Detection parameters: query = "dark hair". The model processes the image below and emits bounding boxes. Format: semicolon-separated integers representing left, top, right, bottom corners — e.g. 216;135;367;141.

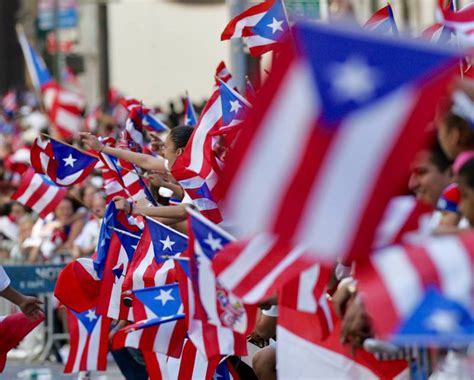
445;110;474;150
169;125;194;150
458;158;474;189
429;138;452;173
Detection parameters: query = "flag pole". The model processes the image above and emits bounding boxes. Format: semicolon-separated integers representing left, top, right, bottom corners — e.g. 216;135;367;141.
108;226;141;240
161;255;190;261
449;0;465;79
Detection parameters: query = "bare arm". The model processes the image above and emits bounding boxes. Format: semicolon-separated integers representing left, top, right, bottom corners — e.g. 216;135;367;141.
0;286;43;319
113;197;188;223
81;132;167;172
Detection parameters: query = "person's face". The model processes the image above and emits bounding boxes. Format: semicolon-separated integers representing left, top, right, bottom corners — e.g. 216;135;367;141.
55;199;73;223
19;220;33;241
163;135;183;168
83;186;97;208
458;177;474;226
437;120;460;160
91;196;106;218
408;151;452;207
150;133;165;157
10;203;26;222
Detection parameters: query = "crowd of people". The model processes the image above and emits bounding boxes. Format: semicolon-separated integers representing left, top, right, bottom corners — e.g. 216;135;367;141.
0;1;473;379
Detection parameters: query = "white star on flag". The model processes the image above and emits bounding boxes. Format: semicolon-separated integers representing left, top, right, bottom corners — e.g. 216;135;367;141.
160;235;176;251
229;100;242;114
425;309;460;333
203;232;223;252
328;55;381;103
267;17;284;34
85;309;97;322
63;154;77;167
154;289;175;306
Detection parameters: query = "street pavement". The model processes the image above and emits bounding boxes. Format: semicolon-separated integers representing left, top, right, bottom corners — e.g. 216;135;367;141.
2;360;124;379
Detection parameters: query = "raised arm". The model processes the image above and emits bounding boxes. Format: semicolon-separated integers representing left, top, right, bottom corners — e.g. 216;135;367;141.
114;197;188;223
81;132;168;172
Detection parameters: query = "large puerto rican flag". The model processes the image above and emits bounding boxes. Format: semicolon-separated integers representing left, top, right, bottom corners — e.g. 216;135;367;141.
217;21;462;268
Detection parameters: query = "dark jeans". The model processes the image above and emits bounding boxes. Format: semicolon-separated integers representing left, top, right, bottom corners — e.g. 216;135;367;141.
111;347;149;380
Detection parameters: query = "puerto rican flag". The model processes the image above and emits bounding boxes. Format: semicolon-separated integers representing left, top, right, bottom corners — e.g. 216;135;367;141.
1;90;17;115
421;1;454;44
171;90;224;224
122;217;188;320
221;0;290;56
113;284;187;358
277;305;408;379
214;61;233;85
11;168;67;219
184;92;198;127
421;22;454;44
218;22;462;267
211;198;432;310
357;232;474;339
216;78;251;134
55;258;102;314
17;28;85;139
187;209;257;335
120;97;169;148
64;308;110;374
30;137;98;186
279;264;334;342
437;0;474;47
94;202;142;320
166;339;220;380
176;252;247;359
364;4;399;36
99;152;148;203
373;195;433;249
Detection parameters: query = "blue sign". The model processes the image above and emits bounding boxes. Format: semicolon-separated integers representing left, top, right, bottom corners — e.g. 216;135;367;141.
37;0;78;31
3;264;65;294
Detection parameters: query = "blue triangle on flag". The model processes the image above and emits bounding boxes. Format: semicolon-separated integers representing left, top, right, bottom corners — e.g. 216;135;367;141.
252;0;289;41
134;283;182;318
112;263;124;280
73;308;99;335
393;287;474;346
147;218;188;263
293;22;461;124
94;202;118;279
190;214;232;261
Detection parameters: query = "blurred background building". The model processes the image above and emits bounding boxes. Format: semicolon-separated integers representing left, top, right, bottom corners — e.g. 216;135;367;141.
0;0;471;111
